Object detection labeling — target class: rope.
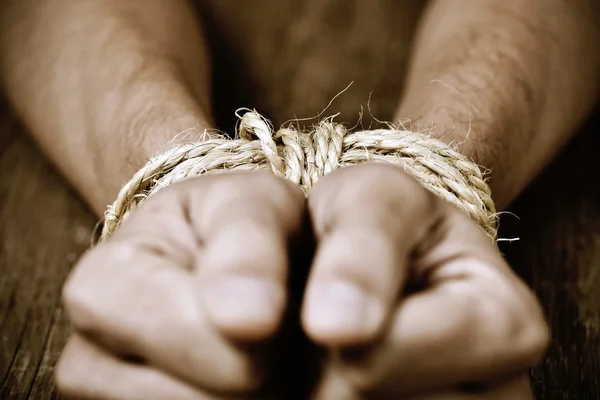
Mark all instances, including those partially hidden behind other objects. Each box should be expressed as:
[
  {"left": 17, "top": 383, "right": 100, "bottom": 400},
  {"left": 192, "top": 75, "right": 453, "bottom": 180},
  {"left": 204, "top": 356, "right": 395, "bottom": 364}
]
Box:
[{"left": 101, "top": 110, "right": 497, "bottom": 241}]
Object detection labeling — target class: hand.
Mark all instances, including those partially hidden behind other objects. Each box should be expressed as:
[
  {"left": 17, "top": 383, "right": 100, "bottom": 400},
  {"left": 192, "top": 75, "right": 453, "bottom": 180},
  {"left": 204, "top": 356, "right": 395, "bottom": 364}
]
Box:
[
  {"left": 406, "top": 374, "right": 534, "bottom": 400},
  {"left": 301, "top": 163, "right": 549, "bottom": 399},
  {"left": 56, "top": 171, "right": 307, "bottom": 399}
]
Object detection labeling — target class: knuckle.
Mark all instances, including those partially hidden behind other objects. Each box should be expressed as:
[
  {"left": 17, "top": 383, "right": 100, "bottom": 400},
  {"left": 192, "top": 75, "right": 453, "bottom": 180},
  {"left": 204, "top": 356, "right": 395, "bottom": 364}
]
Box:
[
  {"left": 435, "top": 283, "right": 511, "bottom": 356},
  {"left": 318, "top": 228, "right": 394, "bottom": 291},
  {"left": 207, "top": 172, "right": 281, "bottom": 206},
  {"left": 227, "top": 351, "right": 268, "bottom": 392},
  {"left": 333, "top": 162, "right": 435, "bottom": 211},
  {"left": 211, "top": 174, "right": 247, "bottom": 200},
  {"left": 224, "top": 169, "right": 279, "bottom": 188},
  {"left": 477, "top": 290, "right": 514, "bottom": 336},
  {"left": 518, "top": 317, "right": 550, "bottom": 365},
  {"left": 247, "top": 170, "right": 304, "bottom": 201},
  {"left": 62, "top": 244, "right": 133, "bottom": 332},
  {"left": 514, "top": 295, "right": 551, "bottom": 364},
  {"left": 476, "top": 278, "right": 550, "bottom": 366},
  {"left": 477, "top": 290, "right": 518, "bottom": 344},
  {"left": 55, "top": 366, "right": 80, "bottom": 398},
  {"left": 229, "top": 218, "right": 278, "bottom": 241},
  {"left": 332, "top": 348, "right": 393, "bottom": 392},
  {"left": 218, "top": 171, "right": 303, "bottom": 221},
  {"left": 204, "top": 351, "right": 265, "bottom": 392},
  {"left": 55, "top": 343, "right": 86, "bottom": 398},
  {"left": 448, "top": 292, "right": 486, "bottom": 341},
  {"left": 61, "top": 272, "right": 100, "bottom": 333}
]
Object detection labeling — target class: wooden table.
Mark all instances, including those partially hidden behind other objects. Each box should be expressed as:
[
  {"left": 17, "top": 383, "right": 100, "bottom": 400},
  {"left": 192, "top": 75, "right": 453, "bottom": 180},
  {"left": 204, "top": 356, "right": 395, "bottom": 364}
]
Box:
[{"left": 1, "top": 1, "right": 599, "bottom": 398}]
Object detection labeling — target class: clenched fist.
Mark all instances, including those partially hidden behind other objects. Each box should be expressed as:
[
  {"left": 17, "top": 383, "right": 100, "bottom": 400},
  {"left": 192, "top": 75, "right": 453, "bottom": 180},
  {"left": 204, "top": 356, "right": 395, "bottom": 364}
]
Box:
[
  {"left": 56, "top": 164, "right": 549, "bottom": 400},
  {"left": 57, "top": 171, "right": 307, "bottom": 399},
  {"left": 303, "top": 164, "right": 548, "bottom": 399}
]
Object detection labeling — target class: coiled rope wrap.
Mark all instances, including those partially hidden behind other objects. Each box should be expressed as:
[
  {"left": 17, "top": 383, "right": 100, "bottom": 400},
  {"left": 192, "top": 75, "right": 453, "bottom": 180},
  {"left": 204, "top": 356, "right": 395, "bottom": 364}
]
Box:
[{"left": 101, "top": 110, "right": 498, "bottom": 241}]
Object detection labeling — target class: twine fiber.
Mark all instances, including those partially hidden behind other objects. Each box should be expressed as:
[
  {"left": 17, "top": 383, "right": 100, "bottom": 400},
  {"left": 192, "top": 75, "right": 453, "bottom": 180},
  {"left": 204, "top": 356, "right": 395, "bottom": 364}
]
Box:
[{"left": 101, "top": 110, "right": 498, "bottom": 241}]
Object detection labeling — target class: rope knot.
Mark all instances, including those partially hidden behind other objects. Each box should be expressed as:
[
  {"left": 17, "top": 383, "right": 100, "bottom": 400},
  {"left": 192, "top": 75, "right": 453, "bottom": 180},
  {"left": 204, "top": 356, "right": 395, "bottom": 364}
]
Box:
[
  {"left": 238, "top": 110, "right": 285, "bottom": 178},
  {"left": 237, "top": 111, "right": 350, "bottom": 191}
]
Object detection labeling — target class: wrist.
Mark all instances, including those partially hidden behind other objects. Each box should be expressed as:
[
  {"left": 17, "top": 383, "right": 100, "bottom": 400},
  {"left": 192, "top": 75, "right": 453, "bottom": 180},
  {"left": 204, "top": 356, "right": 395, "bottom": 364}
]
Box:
[
  {"left": 395, "top": 82, "right": 535, "bottom": 211},
  {"left": 394, "top": 0, "right": 600, "bottom": 211},
  {"left": 85, "top": 74, "right": 213, "bottom": 215},
  {"left": 1, "top": 0, "right": 215, "bottom": 216}
]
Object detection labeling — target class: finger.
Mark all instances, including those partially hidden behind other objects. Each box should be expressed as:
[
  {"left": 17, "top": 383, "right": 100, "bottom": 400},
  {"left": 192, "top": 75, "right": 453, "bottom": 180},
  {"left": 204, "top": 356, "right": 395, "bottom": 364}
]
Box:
[
  {"left": 407, "top": 374, "right": 533, "bottom": 400},
  {"left": 62, "top": 173, "right": 305, "bottom": 392},
  {"left": 191, "top": 172, "right": 306, "bottom": 340},
  {"left": 56, "top": 334, "right": 218, "bottom": 400},
  {"left": 63, "top": 231, "right": 261, "bottom": 392},
  {"left": 303, "top": 163, "right": 443, "bottom": 345},
  {"left": 333, "top": 207, "right": 549, "bottom": 392},
  {"left": 312, "top": 362, "right": 532, "bottom": 400}
]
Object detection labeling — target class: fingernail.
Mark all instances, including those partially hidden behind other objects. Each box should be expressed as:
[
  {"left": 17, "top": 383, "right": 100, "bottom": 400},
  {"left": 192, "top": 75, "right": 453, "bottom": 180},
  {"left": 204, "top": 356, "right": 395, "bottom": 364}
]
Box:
[
  {"left": 201, "top": 277, "right": 283, "bottom": 338},
  {"left": 305, "top": 281, "right": 384, "bottom": 342}
]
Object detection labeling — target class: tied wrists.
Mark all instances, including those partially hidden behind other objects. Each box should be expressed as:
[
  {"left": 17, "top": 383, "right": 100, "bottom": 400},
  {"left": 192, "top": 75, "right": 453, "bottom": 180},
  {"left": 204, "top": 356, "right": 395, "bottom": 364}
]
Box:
[{"left": 101, "top": 110, "right": 498, "bottom": 242}]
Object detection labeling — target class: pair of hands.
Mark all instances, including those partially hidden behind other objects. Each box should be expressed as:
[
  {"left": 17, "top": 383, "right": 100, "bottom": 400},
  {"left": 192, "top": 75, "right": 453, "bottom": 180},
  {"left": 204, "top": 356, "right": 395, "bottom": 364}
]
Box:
[{"left": 56, "top": 163, "right": 549, "bottom": 399}]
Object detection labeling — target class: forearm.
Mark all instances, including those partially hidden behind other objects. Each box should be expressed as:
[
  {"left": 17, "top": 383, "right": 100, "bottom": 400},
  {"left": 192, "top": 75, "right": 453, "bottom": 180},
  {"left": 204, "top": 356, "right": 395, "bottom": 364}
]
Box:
[
  {"left": 0, "top": 0, "right": 212, "bottom": 215},
  {"left": 396, "top": 0, "right": 600, "bottom": 210}
]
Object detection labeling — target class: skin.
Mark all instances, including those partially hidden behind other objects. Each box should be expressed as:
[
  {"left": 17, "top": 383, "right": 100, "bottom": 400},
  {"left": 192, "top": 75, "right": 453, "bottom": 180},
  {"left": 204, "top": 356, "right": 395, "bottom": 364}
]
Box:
[
  {"left": 0, "top": 0, "right": 598, "bottom": 398},
  {"left": 57, "top": 167, "right": 547, "bottom": 399},
  {"left": 396, "top": 0, "right": 600, "bottom": 210}
]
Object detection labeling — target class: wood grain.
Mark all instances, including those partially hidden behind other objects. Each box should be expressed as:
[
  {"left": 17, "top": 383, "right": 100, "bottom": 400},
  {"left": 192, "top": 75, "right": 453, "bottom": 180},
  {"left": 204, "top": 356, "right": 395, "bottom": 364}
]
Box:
[
  {"left": 1, "top": 1, "right": 598, "bottom": 398},
  {"left": 0, "top": 102, "right": 95, "bottom": 399}
]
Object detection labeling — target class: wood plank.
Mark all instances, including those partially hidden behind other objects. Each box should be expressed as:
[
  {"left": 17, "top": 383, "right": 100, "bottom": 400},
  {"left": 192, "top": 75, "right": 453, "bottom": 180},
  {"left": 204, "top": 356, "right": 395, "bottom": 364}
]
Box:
[
  {"left": 0, "top": 104, "right": 95, "bottom": 399},
  {"left": 501, "top": 109, "right": 600, "bottom": 399}
]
